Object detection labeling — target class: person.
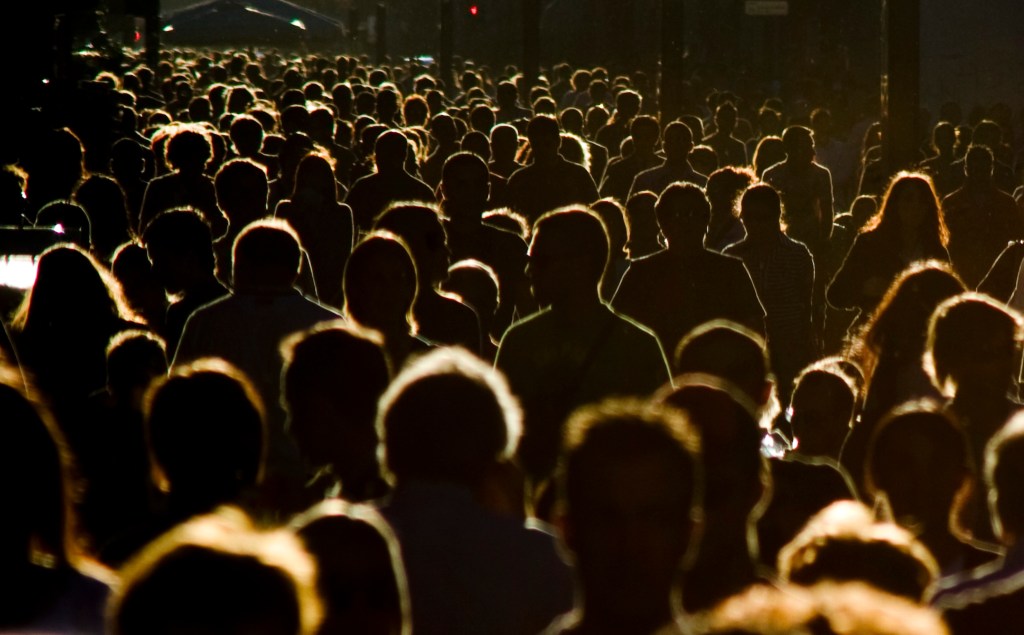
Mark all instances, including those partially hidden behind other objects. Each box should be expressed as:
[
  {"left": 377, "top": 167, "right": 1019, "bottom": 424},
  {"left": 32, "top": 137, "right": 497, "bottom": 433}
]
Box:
[
  {"left": 596, "top": 89, "right": 642, "bottom": 160},
  {"left": 599, "top": 115, "right": 661, "bottom": 203},
  {"left": 494, "top": 80, "right": 532, "bottom": 125},
  {"left": 488, "top": 123, "right": 523, "bottom": 179},
  {"left": 290, "top": 500, "right": 410, "bottom": 635},
  {"left": 840, "top": 261, "right": 965, "bottom": 491},
  {"left": 375, "top": 347, "right": 574, "bottom": 635},
  {"left": 280, "top": 322, "right": 391, "bottom": 503},
  {"left": 725, "top": 184, "right": 815, "bottom": 399},
  {"left": 345, "top": 131, "right": 436, "bottom": 234},
  {"left": 704, "top": 166, "right": 755, "bottom": 252},
  {"left": 866, "top": 401, "right": 996, "bottom": 576},
  {"left": 560, "top": 107, "right": 608, "bottom": 185},
  {"left": 443, "top": 259, "right": 502, "bottom": 360},
  {"left": 703, "top": 102, "right": 748, "bottom": 168},
  {"left": 274, "top": 152, "right": 355, "bottom": 310},
  {"left": 108, "top": 508, "right": 321, "bottom": 635},
  {"left": 544, "top": 398, "right": 702, "bottom": 634},
  {"left": 925, "top": 293, "right": 1023, "bottom": 484},
  {"left": 612, "top": 182, "right": 765, "bottom": 357},
  {"left": 919, "top": 121, "right": 960, "bottom": 198},
  {"left": 778, "top": 500, "right": 939, "bottom": 603},
  {"left": 628, "top": 121, "right": 707, "bottom": 201},
  {"left": 138, "top": 124, "right": 226, "bottom": 237},
  {"left": 210, "top": 157, "right": 272, "bottom": 287},
  {"left": 142, "top": 208, "right": 229, "bottom": 351},
  {"left": 8, "top": 244, "right": 143, "bottom": 421},
  {"left": 0, "top": 363, "right": 109, "bottom": 633},
  {"left": 657, "top": 375, "right": 772, "bottom": 613},
  {"left": 828, "top": 172, "right": 950, "bottom": 327},
  {"left": 506, "top": 115, "right": 599, "bottom": 224},
  {"left": 174, "top": 219, "right": 340, "bottom": 419},
  {"left": 440, "top": 151, "right": 533, "bottom": 336},
  {"left": 496, "top": 207, "right": 671, "bottom": 484},
  {"left": 374, "top": 203, "right": 483, "bottom": 355},
  {"left": 421, "top": 113, "right": 461, "bottom": 189},
  {"left": 762, "top": 125, "right": 834, "bottom": 258},
  {"left": 941, "top": 145, "right": 1023, "bottom": 288},
  {"left": 933, "top": 411, "right": 1024, "bottom": 632}
]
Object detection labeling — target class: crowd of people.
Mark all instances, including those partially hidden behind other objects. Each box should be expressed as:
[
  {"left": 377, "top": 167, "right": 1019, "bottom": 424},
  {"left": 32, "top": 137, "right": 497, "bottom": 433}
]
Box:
[{"left": 3, "top": 44, "right": 1024, "bottom": 634}]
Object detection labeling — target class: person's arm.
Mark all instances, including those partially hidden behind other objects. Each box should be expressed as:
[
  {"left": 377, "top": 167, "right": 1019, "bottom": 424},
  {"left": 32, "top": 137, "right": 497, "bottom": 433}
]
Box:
[{"left": 819, "top": 167, "right": 835, "bottom": 243}]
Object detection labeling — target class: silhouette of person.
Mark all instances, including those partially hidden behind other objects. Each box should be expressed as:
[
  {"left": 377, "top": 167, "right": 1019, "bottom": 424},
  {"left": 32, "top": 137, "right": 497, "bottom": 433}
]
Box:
[
  {"left": 934, "top": 411, "right": 1024, "bottom": 632},
  {"left": 703, "top": 102, "right": 748, "bottom": 168},
  {"left": 139, "top": 125, "right": 226, "bottom": 238},
  {"left": 496, "top": 207, "right": 670, "bottom": 484},
  {"left": 828, "top": 173, "right": 950, "bottom": 328},
  {"left": 612, "top": 182, "right": 765, "bottom": 356},
  {"left": 108, "top": 508, "right": 320, "bottom": 635},
  {"left": 375, "top": 347, "right": 574, "bottom": 635},
  {"left": 374, "top": 203, "right": 482, "bottom": 354},
  {"left": 630, "top": 121, "right": 708, "bottom": 202},
  {"left": 866, "top": 401, "right": 996, "bottom": 576},
  {"left": 705, "top": 166, "right": 755, "bottom": 252},
  {"left": 290, "top": 500, "right": 410, "bottom": 635},
  {"left": 762, "top": 125, "right": 834, "bottom": 258},
  {"left": 919, "top": 121, "right": 961, "bottom": 198},
  {"left": 545, "top": 398, "right": 702, "bottom": 634},
  {"left": 274, "top": 152, "right": 356, "bottom": 310},
  {"left": 488, "top": 123, "right": 524, "bottom": 179},
  {"left": 942, "top": 145, "right": 1023, "bottom": 288},
  {"left": 440, "top": 151, "right": 534, "bottom": 336},
  {"left": 443, "top": 259, "right": 502, "bottom": 360},
  {"left": 281, "top": 322, "right": 391, "bottom": 503},
  {"left": 599, "top": 115, "right": 662, "bottom": 203},
  {"left": 506, "top": 115, "right": 599, "bottom": 224},
  {"left": 420, "top": 113, "right": 461, "bottom": 189},
  {"left": 726, "top": 184, "right": 815, "bottom": 398},
  {"left": 345, "top": 131, "right": 435, "bottom": 234},
  {"left": 143, "top": 208, "right": 229, "bottom": 351},
  {"left": 596, "top": 89, "right": 641, "bottom": 160},
  {"left": 560, "top": 107, "right": 608, "bottom": 185}
]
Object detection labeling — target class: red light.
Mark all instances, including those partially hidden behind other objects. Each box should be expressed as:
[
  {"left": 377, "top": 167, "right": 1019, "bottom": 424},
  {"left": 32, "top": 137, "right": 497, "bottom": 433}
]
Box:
[
  {"left": 133, "top": 30, "right": 141, "bottom": 42},
  {"left": 469, "top": 5, "right": 478, "bottom": 15}
]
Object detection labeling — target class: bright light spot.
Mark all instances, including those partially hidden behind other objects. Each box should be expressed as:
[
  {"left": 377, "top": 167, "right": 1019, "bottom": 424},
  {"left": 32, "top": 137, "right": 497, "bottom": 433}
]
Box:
[
  {"left": 162, "top": 24, "right": 174, "bottom": 32},
  {"left": 133, "top": 30, "right": 141, "bottom": 42},
  {"left": 469, "top": 5, "right": 478, "bottom": 15},
  {"left": 53, "top": 224, "right": 64, "bottom": 235},
  {"left": 41, "top": 79, "right": 49, "bottom": 85},
  {"left": 291, "top": 18, "right": 306, "bottom": 29},
  {"left": 0, "top": 256, "right": 39, "bottom": 290}
]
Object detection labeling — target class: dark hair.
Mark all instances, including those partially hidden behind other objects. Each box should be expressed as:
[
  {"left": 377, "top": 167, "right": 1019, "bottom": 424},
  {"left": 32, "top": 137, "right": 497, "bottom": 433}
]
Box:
[{"left": 863, "top": 172, "right": 948, "bottom": 248}]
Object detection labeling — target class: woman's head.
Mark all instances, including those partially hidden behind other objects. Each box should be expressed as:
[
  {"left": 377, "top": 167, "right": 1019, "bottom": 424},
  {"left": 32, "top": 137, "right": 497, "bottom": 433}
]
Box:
[{"left": 866, "top": 172, "right": 948, "bottom": 247}]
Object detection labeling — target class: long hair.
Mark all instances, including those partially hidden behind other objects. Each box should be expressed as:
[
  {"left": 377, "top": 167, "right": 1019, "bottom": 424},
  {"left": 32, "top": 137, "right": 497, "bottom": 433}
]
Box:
[{"left": 860, "top": 172, "right": 949, "bottom": 248}]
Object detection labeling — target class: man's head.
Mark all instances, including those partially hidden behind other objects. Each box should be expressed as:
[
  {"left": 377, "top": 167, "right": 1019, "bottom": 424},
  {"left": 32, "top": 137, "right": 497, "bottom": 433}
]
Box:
[
  {"left": 215, "top": 158, "right": 269, "bottom": 223},
  {"left": 738, "top": 183, "right": 783, "bottom": 239},
  {"left": 374, "top": 203, "right": 451, "bottom": 287},
  {"left": 143, "top": 208, "right": 217, "bottom": 294},
  {"left": 662, "top": 121, "right": 694, "bottom": 162},
  {"left": 655, "top": 182, "right": 711, "bottom": 248},
  {"left": 378, "top": 347, "right": 521, "bottom": 486},
  {"left": 714, "top": 102, "right": 738, "bottom": 135},
  {"left": 232, "top": 218, "right": 303, "bottom": 291},
  {"left": 441, "top": 152, "right": 491, "bottom": 216},
  {"left": 526, "top": 115, "right": 561, "bottom": 159},
  {"left": 964, "top": 144, "right": 994, "bottom": 182},
  {"left": 528, "top": 207, "right": 609, "bottom": 308},
  {"left": 110, "top": 509, "right": 320, "bottom": 635},
  {"left": 374, "top": 131, "right": 410, "bottom": 172},
  {"left": 781, "top": 126, "right": 815, "bottom": 165},
  {"left": 558, "top": 398, "right": 701, "bottom": 625}
]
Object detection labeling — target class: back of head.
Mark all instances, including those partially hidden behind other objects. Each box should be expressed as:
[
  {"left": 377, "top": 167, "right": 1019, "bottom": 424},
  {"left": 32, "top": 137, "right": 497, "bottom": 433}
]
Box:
[
  {"left": 374, "top": 203, "right": 447, "bottom": 284},
  {"left": 374, "top": 131, "right": 409, "bottom": 170},
  {"left": 290, "top": 500, "right": 409, "bottom": 635},
  {"left": 215, "top": 158, "right": 269, "bottom": 219},
  {"left": 489, "top": 124, "right": 519, "bottom": 160},
  {"left": 985, "top": 412, "right": 1024, "bottom": 542},
  {"left": 531, "top": 206, "right": 610, "bottom": 290},
  {"left": 558, "top": 398, "right": 702, "bottom": 620},
  {"left": 630, "top": 115, "right": 660, "bottom": 148},
  {"left": 166, "top": 125, "right": 213, "bottom": 173},
  {"left": 110, "top": 509, "right": 320, "bottom": 635},
  {"left": 145, "top": 359, "right": 265, "bottom": 503},
  {"left": 778, "top": 500, "right": 939, "bottom": 602},
  {"left": 738, "top": 183, "right": 782, "bottom": 231},
  {"left": 673, "top": 320, "right": 770, "bottom": 407},
  {"left": 343, "top": 232, "right": 418, "bottom": 332},
  {"left": 143, "top": 208, "right": 216, "bottom": 275},
  {"left": 526, "top": 115, "right": 561, "bottom": 156},
  {"left": 655, "top": 182, "right": 711, "bottom": 241},
  {"left": 965, "top": 144, "right": 994, "bottom": 179},
  {"left": 231, "top": 219, "right": 302, "bottom": 290},
  {"left": 106, "top": 329, "right": 168, "bottom": 403},
  {"left": 781, "top": 125, "right": 813, "bottom": 162},
  {"left": 15, "top": 244, "right": 121, "bottom": 333},
  {"left": 925, "top": 292, "right": 1022, "bottom": 396},
  {"left": 378, "top": 347, "right": 521, "bottom": 485},
  {"left": 788, "top": 363, "right": 856, "bottom": 457},
  {"left": 707, "top": 167, "right": 756, "bottom": 212}
]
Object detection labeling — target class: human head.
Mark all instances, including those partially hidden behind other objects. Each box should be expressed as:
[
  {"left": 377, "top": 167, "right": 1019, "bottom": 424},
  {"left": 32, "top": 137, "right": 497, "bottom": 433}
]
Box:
[
  {"left": 925, "top": 292, "right": 1023, "bottom": 397},
  {"left": 528, "top": 207, "right": 609, "bottom": 308},
  {"left": 106, "top": 329, "right": 168, "bottom": 409},
  {"left": 215, "top": 158, "right": 269, "bottom": 224},
  {"left": 867, "top": 172, "right": 947, "bottom": 245},
  {"left": 281, "top": 323, "right": 391, "bottom": 480},
  {"left": 614, "top": 90, "right": 642, "bottom": 120},
  {"left": 441, "top": 152, "right": 490, "bottom": 215},
  {"left": 374, "top": 203, "right": 450, "bottom": 287},
  {"left": 373, "top": 131, "right": 409, "bottom": 172},
  {"left": 231, "top": 218, "right": 303, "bottom": 291},
  {"left": 714, "top": 102, "right": 738, "bottom": 134},
  {"left": 662, "top": 121, "right": 694, "bottom": 162},
  {"left": 290, "top": 500, "right": 409, "bottom": 635},
  {"left": 866, "top": 400, "right": 971, "bottom": 530},
  {"left": 489, "top": 124, "right": 519, "bottom": 164},
  {"left": 144, "top": 359, "right": 265, "bottom": 506},
  {"left": 629, "top": 115, "right": 660, "bottom": 151},
  {"left": 343, "top": 232, "right": 418, "bottom": 336},
  {"left": 706, "top": 167, "right": 756, "bottom": 218},
  {"left": 778, "top": 500, "right": 939, "bottom": 602},
  {"left": 143, "top": 208, "right": 216, "bottom": 294},
  {"left": 964, "top": 144, "right": 994, "bottom": 182},
  {"left": 781, "top": 125, "right": 815, "bottom": 165},
  {"left": 443, "top": 259, "right": 500, "bottom": 327},
  {"left": 737, "top": 183, "right": 783, "bottom": 239},
  {"left": 558, "top": 398, "right": 702, "bottom": 626},
  {"left": 109, "top": 509, "right": 320, "bottom": 635},
  {"left": 377, "top": 347, "right": 522, "bottom": 485},
  {"left": 787, "top": 361, "right": 856, "bottom": 460},
  {"left": 526, "top": 115, "right": 561, "bottom": 158},
  {"left": 673, "top": 320, "right": 771, "bottom": 408},
  {"left": 985, "top": 411, "right": 1024, "bottom": 544},
  {"left": 655, "top": 182, "right": 711, "bottom": 247}
]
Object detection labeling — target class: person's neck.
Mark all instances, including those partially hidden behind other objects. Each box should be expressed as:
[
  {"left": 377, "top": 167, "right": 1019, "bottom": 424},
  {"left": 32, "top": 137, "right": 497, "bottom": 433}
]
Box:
[
  {"left": 551, "top": 293, "right": 604, "bottom": 318},
  {"left": 446, "top": 204, "right": 485, "bottom": 227}
]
